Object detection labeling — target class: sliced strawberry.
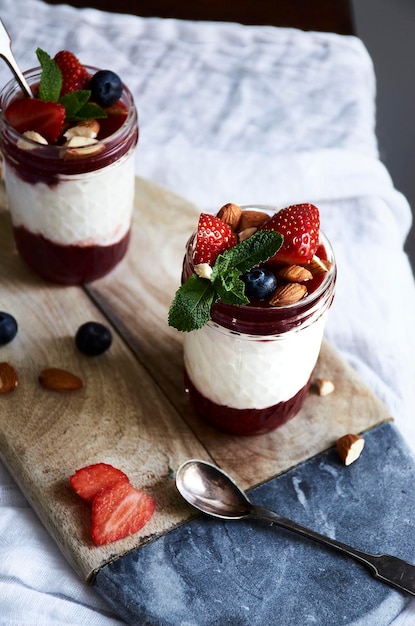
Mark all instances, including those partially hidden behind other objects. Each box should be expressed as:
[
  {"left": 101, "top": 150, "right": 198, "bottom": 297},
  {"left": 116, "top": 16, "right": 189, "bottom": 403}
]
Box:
[
  {"left": 193, "top": 213, "right": 237, "bottom": 266},
  {"left": 97, "top": 101, "right": 128, "bottom": 139},
  {"left": 5, "top": 97, "right": 65, "bottom": 143},
  {"left": 69, "top": 463, "right": 129, "bottom": 503},
  {"left": 91, "top": 480, "right": 155, "bottom": 546},
  {"left": 261, "top": 203, "right": 320, "bottom": 265},
  {"left": 54, "top": 50, "right": 91, "bottom": 95}
]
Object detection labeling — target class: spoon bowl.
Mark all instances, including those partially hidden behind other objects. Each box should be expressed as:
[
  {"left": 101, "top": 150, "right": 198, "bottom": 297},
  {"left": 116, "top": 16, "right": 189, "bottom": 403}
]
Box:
[
  {"left": 176, "top": 459, "right": 252, "bottom": 519},
  {"left": 176, "top": 459, "right": 415, "bottom": 596}
]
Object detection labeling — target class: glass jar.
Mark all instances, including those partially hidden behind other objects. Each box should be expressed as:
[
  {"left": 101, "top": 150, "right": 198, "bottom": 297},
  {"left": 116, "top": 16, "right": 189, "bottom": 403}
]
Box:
[
  {"left": 0, "top": 67, "right": 138, "bottom": 284},
  {"left": 182, "top": 208, "right": 336, "bottom": 436}
]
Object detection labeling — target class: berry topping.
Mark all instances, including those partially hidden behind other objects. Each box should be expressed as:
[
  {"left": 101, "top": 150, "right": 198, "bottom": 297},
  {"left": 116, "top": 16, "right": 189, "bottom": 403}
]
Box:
[
  {"left": 193, "top": 213, "right": 237, "bottom": 266},
  {"left": 97, "top": 101, "right": 128, "bottom": 139},
  {"left": 91, "top": 479, "right": 155, "bottom": 546},
  {"left": 89, "top": 70, "right": 123, "bottom": 107},
  {"left": 5, "top": 98, "right": 65, "bottom": 144},
  {"left": 242, "top": 268, "right": 278, "bottom": 300},
  {"left": 69, "top": 463, "right": 129, "bottom": 503},
  {"left": 0, "top": 312, "right": 18, "bottom": 346},
  {"left": 54, "top": 50, "right": 90, "bottom": 95},
  {"left": 262, "top": 203, "right": 320, "bottom": 265},
  {"left": 75, "top": 321, "right": 112, "bottom": 356}
]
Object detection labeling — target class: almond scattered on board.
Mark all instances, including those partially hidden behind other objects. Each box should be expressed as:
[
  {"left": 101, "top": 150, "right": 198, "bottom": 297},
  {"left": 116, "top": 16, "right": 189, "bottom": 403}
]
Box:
[
  {"left": 314, "top": 377, "right": 335, "bottom": 396},
  {"left": 0, "top": 362, "right": 18, "bottom": 393},
  {"left": 39, "top": 367, "right": 84, "bottom": 392},
  {"left": 336, "top": 434, "right": 365, "bottom": 466}
]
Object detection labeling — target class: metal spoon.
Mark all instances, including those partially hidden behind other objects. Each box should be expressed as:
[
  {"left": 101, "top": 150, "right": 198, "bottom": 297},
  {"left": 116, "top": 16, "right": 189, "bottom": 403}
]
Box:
[
  {"left": 176, "top": 459, "right": 415, "bottom": 596},
  {"left": 0, "top": 20, "right": 33, "bottom": 97}
]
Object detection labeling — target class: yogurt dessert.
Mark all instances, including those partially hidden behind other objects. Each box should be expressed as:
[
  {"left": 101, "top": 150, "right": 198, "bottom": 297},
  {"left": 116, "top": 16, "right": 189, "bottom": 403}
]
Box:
[
  {"left": 0, "top": 49, "right": 138, "bottom": 284},
  {"left": 169, "top": 203, "right": 336, "bottom": 435}
]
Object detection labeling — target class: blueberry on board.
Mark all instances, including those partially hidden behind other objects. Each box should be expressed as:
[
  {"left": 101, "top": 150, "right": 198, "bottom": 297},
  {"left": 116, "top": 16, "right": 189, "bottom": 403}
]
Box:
[
  {"left": 89, "top": 70, "right": 123, "bottom": 107},
  {"left": 242, "top": 268, "right": 277, "bottom": 300},
  {"left": 0, "top": 312, "right": 18, "bottom": 345},
  {"left": 75, "top": 321, "right": 112, "bottom": 356}
]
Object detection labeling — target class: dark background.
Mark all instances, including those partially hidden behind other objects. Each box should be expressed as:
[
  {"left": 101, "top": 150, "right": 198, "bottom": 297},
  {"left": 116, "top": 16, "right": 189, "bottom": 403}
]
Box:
[{"left": 352, "top": 0, "right": 415, "bottom": 274}]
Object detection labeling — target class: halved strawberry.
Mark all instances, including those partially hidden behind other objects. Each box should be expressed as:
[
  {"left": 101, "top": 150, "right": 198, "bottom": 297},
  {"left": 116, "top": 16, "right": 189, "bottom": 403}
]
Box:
[
  {"left": 91, "top": 480, "right": 155, "bottom": 546},
  {"left": 69, "top": 463, "right": 129, "bottom": 503},
  {"left": 54, "top": 50, "right": 90, "bottom": 95},
  {"left": 261, "top": 203, "right": 320, "bottom": 264},
  {"left": 5, "top": 98, "right": 65, "bottom": 144},
  {"left": 193, "top": 213, "right": 237, "bottom": 266}
]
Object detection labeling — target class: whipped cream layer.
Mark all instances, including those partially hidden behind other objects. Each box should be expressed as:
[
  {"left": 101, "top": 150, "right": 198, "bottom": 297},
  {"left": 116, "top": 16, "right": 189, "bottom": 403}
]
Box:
[
  {"left": 5, "top": 151, "right": 135, "bottom": 247},
  {"left": 184, "top": 312, "right": 327, "bottom": 410}
]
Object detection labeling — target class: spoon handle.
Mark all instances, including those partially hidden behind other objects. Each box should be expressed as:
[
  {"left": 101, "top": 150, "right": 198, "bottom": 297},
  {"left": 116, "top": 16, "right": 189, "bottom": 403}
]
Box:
[
  {"left": 0, "top": 20, "right": 33, "bottom": 97},
  {"left": 253, "top": 506, "right": 415, "bottom": 596}
]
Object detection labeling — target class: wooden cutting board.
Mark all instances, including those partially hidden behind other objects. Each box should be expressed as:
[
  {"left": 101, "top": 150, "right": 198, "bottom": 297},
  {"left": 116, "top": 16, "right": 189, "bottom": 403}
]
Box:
[{"left": 0, "top": 177, "right": 391, "bottom": 582}]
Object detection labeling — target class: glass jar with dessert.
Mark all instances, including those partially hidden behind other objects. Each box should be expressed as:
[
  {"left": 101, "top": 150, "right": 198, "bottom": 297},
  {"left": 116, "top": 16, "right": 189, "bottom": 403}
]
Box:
[
  {"left": 169, "top": 202, "right": 336, "bottom": 436},
  {"left": 0, "top": 48, "right": 138, "bottom": 284}
]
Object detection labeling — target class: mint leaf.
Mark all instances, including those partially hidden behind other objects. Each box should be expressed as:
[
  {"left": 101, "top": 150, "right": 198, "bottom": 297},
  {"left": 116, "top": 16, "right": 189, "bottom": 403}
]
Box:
[
  {"left": 73, "top": 102, "right": 108, "bottom": 120},
  {"left": 59, "top": 91, "right": 107, "bottom": 121},
  {"left": 37, "top": 48, "right": 62, "bottom": 102},
  {"left": 213, "top": 269, "right": 249, "bottom": 306},
  {"left": 213, "top": 230, "right": 283, "bottom": 278},
  {"left": 168, "top": 274, "right": 217, "bottom": 332}
]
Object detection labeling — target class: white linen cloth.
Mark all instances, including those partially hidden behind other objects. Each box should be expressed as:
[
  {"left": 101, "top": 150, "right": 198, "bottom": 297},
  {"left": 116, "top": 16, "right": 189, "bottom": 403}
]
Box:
[{"left": 0, "top": 0, "right": 414, "bottom": 623}]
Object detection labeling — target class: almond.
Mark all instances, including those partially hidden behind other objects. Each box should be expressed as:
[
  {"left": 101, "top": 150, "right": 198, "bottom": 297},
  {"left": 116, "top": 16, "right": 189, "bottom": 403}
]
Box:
[
  {"left": 17, "top": 130, "right": 48, "bottom": 150},
  {"left": 314, "top": 377, "right": 335, "bottom": 396},
  {"left": 62, "top": 136, "right": 103, "bottom": 158},
  {"left": 39, "top": 368, "right": 84, "bottom": 392},
  {"left": 269, "top": 283, "right": 307, "bottom": 306},
  {"left": 336, "top": 433, "right": 365, "bottom": 466},
  {"left": 217, "top": 203, "right": 242, "bottom": 230},
  {"left": 238, "top": 227, "right": 257, "bottom": 242},
  {"left": 63, "top": 119, "right": 100, "bottom": 140},
  {"left": 0, "top": 362, "right": 18, "bottom": 393},
  {"left": 277, "top": 265, "right": 313, "bottom": 283},
  {"left": 307, "top": 255, "right": 332, "bottom": 276},
  {"left": 238, "top": 210, "right": 270, "bottom": 231},
  {"left": 194, "top": 263, "right": 213, "bottom": 279}
]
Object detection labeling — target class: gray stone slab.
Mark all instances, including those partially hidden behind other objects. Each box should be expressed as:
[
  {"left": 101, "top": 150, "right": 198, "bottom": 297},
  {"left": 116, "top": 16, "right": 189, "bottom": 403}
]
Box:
[{"left": 92, "top": 422, "right": 414, "bottom": 625}]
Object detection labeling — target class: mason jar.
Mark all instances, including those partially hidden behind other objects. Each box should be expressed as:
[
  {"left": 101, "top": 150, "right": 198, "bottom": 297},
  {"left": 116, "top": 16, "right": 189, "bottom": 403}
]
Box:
[
  {"left": 182, "top": 208, "right": 336, "bottom": 436},
  {"left": 0, "top": 67, "right": 138, "bottom": 284}
]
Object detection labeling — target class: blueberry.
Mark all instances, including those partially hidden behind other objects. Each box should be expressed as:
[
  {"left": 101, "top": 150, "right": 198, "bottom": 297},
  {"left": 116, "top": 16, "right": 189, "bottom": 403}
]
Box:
[
  {"left": 242, "top": 268, "right": 277, "bottom": 300},
  {"left": 75, "top": 321, "right": 112, "bottom": 356},
  {"left": 89, "top": 70, "right": 123, "bottom": 107},
  {"left": 0, "top": 312, "right": 18, "bottom": 345}
]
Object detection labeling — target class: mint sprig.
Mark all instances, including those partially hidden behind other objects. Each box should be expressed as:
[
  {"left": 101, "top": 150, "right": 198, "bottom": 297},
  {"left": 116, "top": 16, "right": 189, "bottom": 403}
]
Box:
[
  {"left": 59, "top": 91, "right": 107, "bottom": 121},
  {"left": 36, "top": 48, "right": 107, "bottom": 121},
  {"left": 36, "top": 48, "right": 62, "bottom": 102},
  {"left": 168, "top": 230, "right": 283, "bottom": 332}
]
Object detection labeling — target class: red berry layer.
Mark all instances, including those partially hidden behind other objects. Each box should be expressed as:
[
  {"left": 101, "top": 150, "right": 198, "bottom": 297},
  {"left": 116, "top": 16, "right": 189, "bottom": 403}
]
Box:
[
  {"left": 13, "top": 225, "right": 130, "bottom": 284},
  {"left": 184, "top": 368, "right": 313, "bottom": 436}
]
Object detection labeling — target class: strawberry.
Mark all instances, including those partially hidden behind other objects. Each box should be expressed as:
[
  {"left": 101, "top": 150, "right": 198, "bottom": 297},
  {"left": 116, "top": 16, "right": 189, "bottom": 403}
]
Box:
[
  {"left": 261, "top": 203, "right": 320, "bottom": 264},
  {"left": 193, "top": 213, "right": 237, "bottom": 266},
  {"left": 54, "top": 50, "right": 90, "bottom": 95},
  {"left": 91, "top": 479, "right": 155, "bottom": 546},
  {"left": 5, "top": 97, "right": 65, "bottom": 143},
  {"left": 69, "top": 463, "right": 129, "bottom": 503}
]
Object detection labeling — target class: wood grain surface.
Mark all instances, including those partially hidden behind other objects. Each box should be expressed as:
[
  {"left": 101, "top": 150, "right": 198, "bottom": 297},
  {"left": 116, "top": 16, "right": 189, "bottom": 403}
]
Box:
[{"left": 0, "top": 178, "right": 391, "bottom": 581}]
